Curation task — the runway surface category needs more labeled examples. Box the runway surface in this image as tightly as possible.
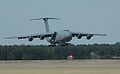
[0,60,120,74]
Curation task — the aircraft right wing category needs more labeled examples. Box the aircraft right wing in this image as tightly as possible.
[4,33,53,41]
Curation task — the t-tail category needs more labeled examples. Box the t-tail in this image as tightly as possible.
[30,18,60,33]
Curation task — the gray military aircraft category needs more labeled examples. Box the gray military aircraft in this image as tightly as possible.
[5,18,106,46]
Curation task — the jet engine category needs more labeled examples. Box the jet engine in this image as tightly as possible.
[28,37,33,41]
[77,35,82,39]
[86,35,93,40]
[40,36,45,40]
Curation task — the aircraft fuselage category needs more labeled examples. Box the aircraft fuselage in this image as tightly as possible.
[46,30,72,44]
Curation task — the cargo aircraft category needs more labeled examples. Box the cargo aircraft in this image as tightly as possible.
[5,18,106,46]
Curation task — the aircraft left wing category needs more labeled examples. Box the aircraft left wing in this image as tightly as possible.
[4,33,53,41]
[72,32,106,40]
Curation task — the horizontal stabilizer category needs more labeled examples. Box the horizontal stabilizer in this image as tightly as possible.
[29,18,60,21]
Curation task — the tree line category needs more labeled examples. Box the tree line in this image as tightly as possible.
[0,42,120,60]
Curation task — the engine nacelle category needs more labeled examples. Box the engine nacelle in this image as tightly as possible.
[86,35,93,40]
[28,37,33,41]
[40,36,45,40]
[77,35,82,39]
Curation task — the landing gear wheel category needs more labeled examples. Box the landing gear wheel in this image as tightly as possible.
[49,44,56,47]
[60,43,68,46]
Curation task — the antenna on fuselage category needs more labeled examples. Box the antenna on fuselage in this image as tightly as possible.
[30,18,60,33]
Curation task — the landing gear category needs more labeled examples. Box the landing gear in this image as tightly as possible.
[60,43,69,46]
[48,43,74,47]
[60,43,75,46]
[48,44,56,47]
[48,43,68,46]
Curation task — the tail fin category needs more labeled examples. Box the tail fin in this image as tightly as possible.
[30,18,60,33]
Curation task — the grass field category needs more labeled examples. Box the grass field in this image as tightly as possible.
[0,60,120,74]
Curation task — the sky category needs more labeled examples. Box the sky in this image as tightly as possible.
[0,0,120,45]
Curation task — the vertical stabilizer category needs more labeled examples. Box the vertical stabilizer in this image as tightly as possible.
[43,18,50,33]
[30,18,60,33]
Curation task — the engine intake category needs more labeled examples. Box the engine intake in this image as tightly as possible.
[28,37,33,41]
[77,35,82,39]
[40,36,45,40]
[86,35,93,40]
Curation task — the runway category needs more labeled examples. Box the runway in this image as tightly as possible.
[0,60,120,74]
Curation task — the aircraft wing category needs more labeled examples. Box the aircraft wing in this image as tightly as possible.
[72,32,106,36]
[72,32,106,39]
[4,33,53,40]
